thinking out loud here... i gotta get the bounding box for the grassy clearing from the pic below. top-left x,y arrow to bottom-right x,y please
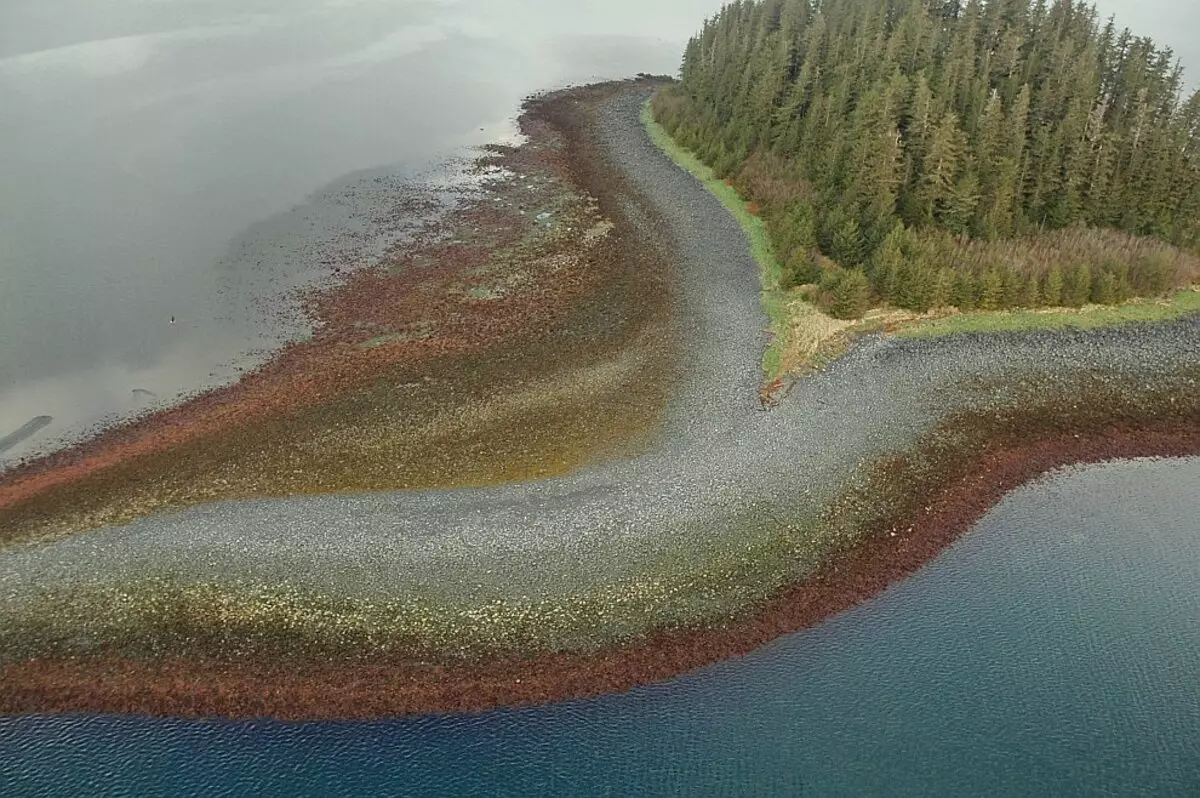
776,294 -> 856,375
643,100 -> 792,380
896,288 -> 1200,339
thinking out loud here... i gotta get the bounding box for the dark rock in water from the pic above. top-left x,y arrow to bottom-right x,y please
0,415 -> 53,453
132,388 -> 157,399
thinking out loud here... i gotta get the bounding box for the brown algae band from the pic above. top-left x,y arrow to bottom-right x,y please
0,81 -> 1198,720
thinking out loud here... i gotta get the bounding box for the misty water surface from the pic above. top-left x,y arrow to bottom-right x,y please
0,0 -> 725,465
0,0 -> 1195,467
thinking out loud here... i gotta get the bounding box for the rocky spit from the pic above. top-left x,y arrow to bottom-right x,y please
1,84 -> 1198,716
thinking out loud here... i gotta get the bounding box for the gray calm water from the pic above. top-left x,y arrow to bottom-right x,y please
0,0 -> 724,465
1,0 -> 1194,467
1,457 -> 1197,796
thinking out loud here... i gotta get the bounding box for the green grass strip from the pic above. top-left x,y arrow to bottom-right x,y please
896,289 -> 1200,339
642,99 -> 788,380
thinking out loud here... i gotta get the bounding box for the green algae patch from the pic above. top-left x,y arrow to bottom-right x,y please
896,289 -> 1200,339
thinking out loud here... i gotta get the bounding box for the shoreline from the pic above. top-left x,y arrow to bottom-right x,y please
0,79 -> 678,547
1,80 -> 1198,720
2,425 -> 1196,721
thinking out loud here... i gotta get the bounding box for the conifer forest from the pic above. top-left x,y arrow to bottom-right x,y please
652,0 -> 1200,317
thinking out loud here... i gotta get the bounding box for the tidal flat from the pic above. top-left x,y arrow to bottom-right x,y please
1,80 -> 1198,719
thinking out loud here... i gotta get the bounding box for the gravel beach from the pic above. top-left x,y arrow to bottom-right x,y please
1,84 -> 1198,717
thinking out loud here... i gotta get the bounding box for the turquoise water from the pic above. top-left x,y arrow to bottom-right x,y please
2,457 -> 1198,796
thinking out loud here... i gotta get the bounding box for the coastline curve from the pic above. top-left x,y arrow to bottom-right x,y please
1,82 -> 1198,719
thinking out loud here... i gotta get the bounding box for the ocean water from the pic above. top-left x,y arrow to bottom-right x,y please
2,457 -> 1197,796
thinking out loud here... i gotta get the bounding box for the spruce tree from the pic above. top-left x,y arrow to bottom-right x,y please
978,269 -> 1004,310
1042,265 -> 1064,305
1063,262 -> 1092,306
660,0 -> 1200,314
1020,272 -> 1042,307
829,269 -> 871,319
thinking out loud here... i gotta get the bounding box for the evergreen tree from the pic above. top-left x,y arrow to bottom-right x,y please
1000,267 -> 1024,308
1020,272 -> 1042,307
1042,265 -> 1064,305
952,270 -> 977,309
1063,262 -> 1093,306
871,224 -> 908,301
1091,269 -> 1119,304
978,269 -> 1004,309
826,269 -> 872,319
919,113 -> 967,227
658,0 -> 1200,313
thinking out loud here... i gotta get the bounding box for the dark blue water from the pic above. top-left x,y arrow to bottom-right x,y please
3,457 -> 1198,796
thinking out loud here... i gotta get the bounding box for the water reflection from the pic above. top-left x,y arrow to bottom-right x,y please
0,0 -> 723,465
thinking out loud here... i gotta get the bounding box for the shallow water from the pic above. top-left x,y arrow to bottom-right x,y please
0,0 -> 724,466
2,457 -> 1196,796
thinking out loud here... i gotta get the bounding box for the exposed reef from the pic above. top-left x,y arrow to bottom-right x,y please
1,80 -> 1198,719
0,81 -> 676,545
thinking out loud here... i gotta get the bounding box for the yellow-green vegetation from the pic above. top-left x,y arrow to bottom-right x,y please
2,505 -> 835,661
642,100 -> 790,380
10,369 -> 1195,667
897,289 -> 1200,339
0,140 -> 675,548
645,98 -> 904,379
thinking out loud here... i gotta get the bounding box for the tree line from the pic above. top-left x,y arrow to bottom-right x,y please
653,0 -> 1200,317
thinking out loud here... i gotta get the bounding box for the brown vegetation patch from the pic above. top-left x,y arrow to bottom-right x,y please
0,78 -> 677,545
2,416 -> 1194,720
